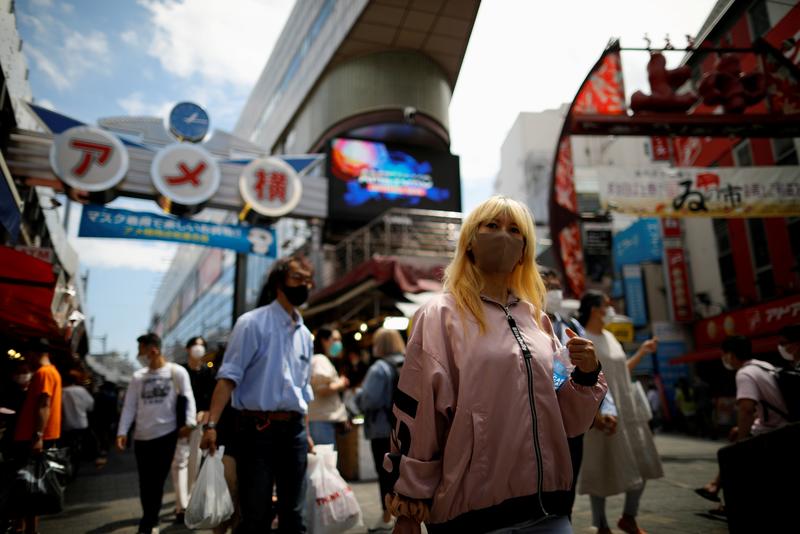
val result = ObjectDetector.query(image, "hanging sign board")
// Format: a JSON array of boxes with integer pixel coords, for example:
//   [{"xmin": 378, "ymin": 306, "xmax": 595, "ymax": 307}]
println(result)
[
  {"xmin": 151, "ymin": 143, "xmax": 221, "ymax": 206},
  {"xmin": 50, "ymin": 126, "xmax": 129, "ymax": 192},
  {"xmin": 598, "ymin": 166, "xmax": 800, "ymax": 217},
  {"xmin": 78, "ymin": 205, "xmax": 277, "ymax": 257},
  {"xmin": 239, "ymin": 157, "xmax": 302, "ymax": 217}
]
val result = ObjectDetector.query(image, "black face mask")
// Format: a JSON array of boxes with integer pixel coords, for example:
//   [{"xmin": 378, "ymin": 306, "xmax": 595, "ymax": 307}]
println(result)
[{"xmin": 281, "ymin": 282, "xmax": 309, "ymax": 306}]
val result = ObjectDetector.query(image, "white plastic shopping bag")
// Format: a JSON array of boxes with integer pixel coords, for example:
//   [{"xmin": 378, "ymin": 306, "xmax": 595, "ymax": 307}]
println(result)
[
  {"xmin": 306, "ymin": 445, "xmax": 363, "ymax": 533},
  {"xmin": 184, "ymin": 446, "xmax": 234, "ymax": 529}
]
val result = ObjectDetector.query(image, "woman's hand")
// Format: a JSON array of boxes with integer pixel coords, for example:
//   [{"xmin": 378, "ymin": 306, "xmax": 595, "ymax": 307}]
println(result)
[
  {"xmin": 594, "ymin": 412, "xmax": 618, "ymax": 435},
  {"xmin": 565, "ymin": 328, "xmax": 599, "ymax": 373}
]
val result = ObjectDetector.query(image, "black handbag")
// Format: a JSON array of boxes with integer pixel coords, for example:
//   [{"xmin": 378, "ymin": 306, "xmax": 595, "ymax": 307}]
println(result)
[
  {"xmin": 171, "ymin": 364, "xmax": 188, "ymax": 429},
  {"xmin": 14, "ymin": 454, "xmax": 64, "ymax": 516}
]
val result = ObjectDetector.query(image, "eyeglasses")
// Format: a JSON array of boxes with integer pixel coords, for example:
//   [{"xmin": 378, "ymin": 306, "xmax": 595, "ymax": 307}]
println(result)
[{"xmin": 287, "ymin": 272, "xmax": 313, "ymax": 285}]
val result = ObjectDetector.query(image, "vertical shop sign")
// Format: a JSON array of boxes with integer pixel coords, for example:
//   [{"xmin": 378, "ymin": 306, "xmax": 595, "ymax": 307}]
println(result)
[
  {"xmin": 622, "ymin": 264, "xmax": 648, "ymax": 326},
  {"xmin": 665, "ymin": 247, "xmax": 693, "ymax": 322}
]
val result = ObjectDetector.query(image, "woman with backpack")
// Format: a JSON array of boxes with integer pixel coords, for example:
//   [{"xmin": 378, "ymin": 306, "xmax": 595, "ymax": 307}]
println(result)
[
  {"xmin": 355, "ymin": 328, "xmax": 406, "ymax": 533},
  {"xmin": 384, "ymin": 196, "xmax": 607, "ymax": 533}
]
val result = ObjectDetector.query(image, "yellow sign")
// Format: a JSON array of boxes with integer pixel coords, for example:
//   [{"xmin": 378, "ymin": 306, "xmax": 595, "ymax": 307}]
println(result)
[{"xmin": 605, "ymin": 322, "xmax": 634, "ymax": 343}]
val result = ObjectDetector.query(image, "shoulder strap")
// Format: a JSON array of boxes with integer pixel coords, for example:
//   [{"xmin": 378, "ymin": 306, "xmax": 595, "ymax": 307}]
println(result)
[{"xmin": 747, "ymin": 361, "xmax": 790, "ymax": 422}]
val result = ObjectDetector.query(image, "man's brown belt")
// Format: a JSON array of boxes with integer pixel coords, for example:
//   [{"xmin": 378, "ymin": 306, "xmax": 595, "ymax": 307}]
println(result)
[{"xmin": 241, "ymin": 410, "xmax": 302, "ymax": 421}]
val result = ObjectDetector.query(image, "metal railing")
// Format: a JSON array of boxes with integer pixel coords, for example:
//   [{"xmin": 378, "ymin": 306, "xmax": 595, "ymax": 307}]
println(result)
[{"xmin": 321, "ymin": 208, "xmax": 462, "ymax": 287}]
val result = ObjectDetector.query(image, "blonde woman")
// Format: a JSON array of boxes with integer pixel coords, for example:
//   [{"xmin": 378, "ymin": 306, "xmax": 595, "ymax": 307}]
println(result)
[
  {"xmin": 355, "ymin": 328, "xmax": 407, "ymax": 532},
  {"xmin": 384, "ymin": 196, "xmax": 608, "ymax": 534}
]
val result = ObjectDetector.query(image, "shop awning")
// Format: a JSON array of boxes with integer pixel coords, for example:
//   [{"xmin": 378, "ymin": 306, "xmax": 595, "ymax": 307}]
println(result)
[
  {"xmin": 0, "ymin": 246, "xmax": 61, "ymax": 340},
  {"xmin": 669, "ymin": 335, "xmax": 782, "ymax": 364},
  {"xmin": 304, "ymin": 256, "xmax": 444, "ymax": 319}
]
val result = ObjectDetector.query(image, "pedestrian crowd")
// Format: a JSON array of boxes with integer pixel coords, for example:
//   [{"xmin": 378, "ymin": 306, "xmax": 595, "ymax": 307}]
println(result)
[{"xmin": 2, "ymin": 195, "xmax": 798, "ymax": 534}]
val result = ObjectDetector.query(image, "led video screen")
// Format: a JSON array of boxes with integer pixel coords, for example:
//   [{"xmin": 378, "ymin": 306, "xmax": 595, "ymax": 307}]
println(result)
[{"xmin": 328, "ymin": 138, "xmax": 461, "ymax": 221}]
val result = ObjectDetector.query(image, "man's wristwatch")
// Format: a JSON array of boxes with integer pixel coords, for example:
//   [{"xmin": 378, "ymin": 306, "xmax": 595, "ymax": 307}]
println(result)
[{"xmin": 203, "ymin": 421, "xmax": 217, "ymax": 431}]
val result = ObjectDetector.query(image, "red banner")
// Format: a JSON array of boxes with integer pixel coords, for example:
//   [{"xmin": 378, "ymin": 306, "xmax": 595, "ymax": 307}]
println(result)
[
  {"xmin": 573, "ymin": 51, "xmax": 626, "ymax": 115},
  {"xmin": 694, "ymin": 294, "xmax": 800, "ymax": 349},
  {"xmin": 650, "ymin": 136, "xmax": 671, "ymax": 161},
  {"xmin": 665, "ymin": 247, "xmax": 693, "ymax": 322}
]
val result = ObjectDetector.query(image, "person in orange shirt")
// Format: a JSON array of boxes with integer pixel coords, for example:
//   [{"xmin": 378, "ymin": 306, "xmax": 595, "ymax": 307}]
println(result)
[{"xmin": 13, "ymin": 338, "xmax": 62, "ymax": 534}]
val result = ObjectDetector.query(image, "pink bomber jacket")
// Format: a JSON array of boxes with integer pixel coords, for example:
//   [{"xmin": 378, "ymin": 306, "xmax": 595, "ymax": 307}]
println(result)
[{"xmin": 384, "ymin": 293, "xmax": 607, "ymax": 532}]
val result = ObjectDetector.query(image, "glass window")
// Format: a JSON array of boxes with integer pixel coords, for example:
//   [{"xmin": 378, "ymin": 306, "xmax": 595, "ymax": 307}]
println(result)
[
  {"xmin": 748, "ymin": 1, "xmax": 771, "ymax": 38},
  {"xmin": 773, "ymin": 138, "xmax": 799, "ymax": 166},
  {"xmin": 713, "ymin": 219, "xmax": 738, "ymax": 309},
  {"xmin": 734, "ymin": 141, "xmax": 752, "ymax": 166}
]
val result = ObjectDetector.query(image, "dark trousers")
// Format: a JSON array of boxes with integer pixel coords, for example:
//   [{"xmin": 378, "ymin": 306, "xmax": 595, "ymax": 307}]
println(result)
[
  {"xmin": 235, "ymin": 416, "xmax": 308, "ymax": 534},
  {"xmin": 566, "ymin": 434, "xmax": 584, "ymax": 520},
  {"xmin": 134, "ymin": 431, "xmax": 178, "ymax": 532},
  {"xmin": 370, "ymin": 437, "xmax": 392, "ymax": 510}
]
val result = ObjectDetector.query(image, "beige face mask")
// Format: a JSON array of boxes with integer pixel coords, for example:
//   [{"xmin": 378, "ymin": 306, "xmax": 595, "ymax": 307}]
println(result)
[{"xmin": 471, "ymin": 232, "xmax": 524, "ymax": 274}]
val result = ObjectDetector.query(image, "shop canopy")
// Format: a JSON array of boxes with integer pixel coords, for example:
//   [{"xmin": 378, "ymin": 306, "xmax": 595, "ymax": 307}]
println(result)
[
  {"xmin": 304, "ymin": 256, "xmax": 444, "ymax": 321},
  {"xmin": 0, "ymin": 245, "xmax": 61, "ymax": 340},
  {"xmin": 669, "ymin": 335, "xmax": 782, "ymax": 364}
]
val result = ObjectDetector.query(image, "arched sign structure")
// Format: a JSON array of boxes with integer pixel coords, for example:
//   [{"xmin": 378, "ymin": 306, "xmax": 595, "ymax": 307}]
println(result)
[{"xmin": 550, "ymin": 38, "xmax": 800, "ymax": 297}]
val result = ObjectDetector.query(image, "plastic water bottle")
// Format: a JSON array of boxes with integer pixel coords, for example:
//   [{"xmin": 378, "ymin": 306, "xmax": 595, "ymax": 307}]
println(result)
[
  {"xmin": 552, "ymin": 347, "xmax": 574, "ymax": 390},
  {"xmin": 600, "ymin": 391, "xmax": 618, "ymax": 417}
]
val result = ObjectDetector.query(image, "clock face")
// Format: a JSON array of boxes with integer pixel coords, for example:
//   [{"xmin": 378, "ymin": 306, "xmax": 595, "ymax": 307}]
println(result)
[{"xmin": 169, "ymin": 102, "xmax": 210, "ymax": 143}]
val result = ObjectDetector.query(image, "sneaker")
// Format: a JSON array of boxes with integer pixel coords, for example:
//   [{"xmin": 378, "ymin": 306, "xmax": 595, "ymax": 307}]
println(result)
[{"xmin": 368, "ymin": 518, "xmax": 395, "ymax": 532}]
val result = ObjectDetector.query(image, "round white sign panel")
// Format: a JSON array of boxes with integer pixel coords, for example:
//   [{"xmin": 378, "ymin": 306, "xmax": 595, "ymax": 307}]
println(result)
[
  {"xmin": 239, "ymin": 157, "xmax": 302, "ymax": 217},
  {"xmin": 151, "ymin": 143, "xmax": 221, "ymax": 205},
  {"xmin": 49, "ymin": 126, "xmax": 129, "ymax": 192}
]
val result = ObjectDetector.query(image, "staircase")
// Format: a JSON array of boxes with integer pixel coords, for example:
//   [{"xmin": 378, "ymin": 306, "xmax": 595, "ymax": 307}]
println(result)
[{"xmin": 321, "ymin": 208, "xmax": 462, "ymax": 287}]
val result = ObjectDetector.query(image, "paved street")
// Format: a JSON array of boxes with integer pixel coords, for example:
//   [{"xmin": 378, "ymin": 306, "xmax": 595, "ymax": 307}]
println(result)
[{"xmin": 40, "ymin": 433, "xmax": 728, "ymax": 534}]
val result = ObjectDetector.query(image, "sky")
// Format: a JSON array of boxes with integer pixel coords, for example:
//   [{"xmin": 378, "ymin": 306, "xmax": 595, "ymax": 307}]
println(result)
[{"xmin": 16, "ymin": 0, "xmax": 716, "ymax": 358}]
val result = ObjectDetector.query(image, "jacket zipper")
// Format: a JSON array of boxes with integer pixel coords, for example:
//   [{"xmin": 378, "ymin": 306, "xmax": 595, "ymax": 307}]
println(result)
[{"xmin": 500, "ymin": 303, "xmax": 548, "ymax": 517}]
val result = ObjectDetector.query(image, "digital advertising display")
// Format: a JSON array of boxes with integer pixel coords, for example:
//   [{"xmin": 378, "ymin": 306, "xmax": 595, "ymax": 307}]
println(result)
[{"xmin": 328, "ymin": 138, "xmax": 461, "ymax": 221}]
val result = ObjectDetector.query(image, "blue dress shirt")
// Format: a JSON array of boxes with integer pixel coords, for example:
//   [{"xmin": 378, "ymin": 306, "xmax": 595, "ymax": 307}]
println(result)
[{"xmin": 217, "ymin": 300, "xmax": 314, "ymax": 413}]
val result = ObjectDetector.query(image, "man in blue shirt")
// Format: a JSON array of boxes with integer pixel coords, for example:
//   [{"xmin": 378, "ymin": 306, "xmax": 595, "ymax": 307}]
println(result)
[{"xmin": 201, "ymin": 255, "xmax": 315, "ymax": 533}]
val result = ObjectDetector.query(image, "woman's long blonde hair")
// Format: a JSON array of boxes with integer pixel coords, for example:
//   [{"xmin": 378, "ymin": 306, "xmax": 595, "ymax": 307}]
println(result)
[{"xmin": 443, "ymin": 196, "xmax": 546, "ymax": 333}]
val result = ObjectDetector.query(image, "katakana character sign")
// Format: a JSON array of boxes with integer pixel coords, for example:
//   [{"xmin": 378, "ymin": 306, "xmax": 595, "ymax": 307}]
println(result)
[
  {"xmin": 50, "ymin": 126, "xmax": 128, "ymax": 192},
  {"xmin": 151, "ymin": 143, "xmax": 221, "ymax": 206},
  {"xmin": 239, "ymin": 157, "xmax": 302, "ymax": 217}
]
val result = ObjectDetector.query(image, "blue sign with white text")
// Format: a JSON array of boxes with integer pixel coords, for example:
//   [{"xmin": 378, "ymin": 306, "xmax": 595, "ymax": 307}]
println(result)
[
  {"xmin": 622, "ymin": 264, "xmax": 648, "ymax": 327},
  {"xmin": 79, "ymin": 205, "xmax": 277, "ymax": 257},
  {"xmin": 613, "ymin": 218, "xmax": 662, "ymax": 269}
]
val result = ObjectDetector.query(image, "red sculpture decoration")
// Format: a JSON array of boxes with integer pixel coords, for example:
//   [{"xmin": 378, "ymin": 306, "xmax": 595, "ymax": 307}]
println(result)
[
  {"xmin": 630, "ymin": 53, "xmax": 696, "ymax": 113},
  {"xmin": 698, "ymin": 54, "xmax": 767, "ymax": 113}
]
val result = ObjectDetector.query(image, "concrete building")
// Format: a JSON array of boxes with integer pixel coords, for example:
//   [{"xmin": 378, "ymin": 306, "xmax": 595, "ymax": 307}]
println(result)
[
  {"xmin": 1, "ymin": 0, "xmax": 89, "ymax": 355},
  {"xmin": 151, "ymin": 0, "xmax": 482, "ymax": 355}
]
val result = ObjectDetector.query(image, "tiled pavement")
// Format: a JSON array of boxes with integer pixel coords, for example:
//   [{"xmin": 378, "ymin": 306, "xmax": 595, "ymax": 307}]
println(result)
[{"xmin": 40, "ymin": 433, "xmax": 728, "ymax": 533}]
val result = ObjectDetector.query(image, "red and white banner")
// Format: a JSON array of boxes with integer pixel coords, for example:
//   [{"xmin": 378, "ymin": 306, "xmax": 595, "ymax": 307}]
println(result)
[
  {"xmin": 598, "ymin": 166, "xmax": 800, "ymax": 217},
  {"xmin": 694, "ymin": 294, "xmax": 800, "ymax": 349}
]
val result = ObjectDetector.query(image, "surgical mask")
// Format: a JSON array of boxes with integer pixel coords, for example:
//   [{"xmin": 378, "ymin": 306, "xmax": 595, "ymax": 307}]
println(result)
[
  {"xmin": 545, "ymin": 290, "xmax": 563, "ymax": 314},
  {"xmin": 471, "ymin": 232, "xmax": 524, "ymax": 274},
  {"xmin": 329, "ymin": 341, "xmax": 343, "ymax": 358},
  {"xmin": 189, "ymin": 344, "xmax": 206, "ymax": 360},
  {"xmin": 138, "ymin": 354, "xmax": 149, "ymax": 368},
  {"xmin": 13, "ymin": 373, "xmax": 32, "ymax": 386},
  {"xmin": 778, "ymin": 344, "xmax": 795, "ymax": 362},
  {"xmin": 721, "ymin": 354, "xmax": 736, "ymax": 371},
  {"xmin": 604, "ymin": 306, "xmax": 616, "ymax": 324},
  {"xmin": 281, "ymin": 282, "xmax": 309, "ymax": 307}
]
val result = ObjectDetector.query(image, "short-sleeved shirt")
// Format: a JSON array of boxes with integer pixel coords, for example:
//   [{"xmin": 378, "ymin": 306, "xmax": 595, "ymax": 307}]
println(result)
[
  {"xmin": 735, "ymin": 359, "xmax": 789, "ymax": 435},
  {"xmin": 62, "ymin": 384, "xmax": 95, "ymax": 431},
  {"xmin": 217, "ymin": 300, "xmax": 314, "ymax": 413},
  {"xmin": 15, "ymin": 364, "xmax": 62, "ymax": 441},
  {"xmin": 308, "ymin": 354, "xmax": 347, "ymax": 423}
]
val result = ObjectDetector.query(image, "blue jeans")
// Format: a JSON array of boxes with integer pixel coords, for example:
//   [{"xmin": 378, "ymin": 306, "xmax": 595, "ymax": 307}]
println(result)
[
  {"xmin": 235, "ymin": 416, "xmax": 308, "ymax": 534},
  {"xmin": 308, "ymin": 421, "xmax": 337, "ymax": 449}
]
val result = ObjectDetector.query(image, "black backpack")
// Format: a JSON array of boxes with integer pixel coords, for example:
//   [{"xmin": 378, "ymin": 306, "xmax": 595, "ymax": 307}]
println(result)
[
  {"xmin": 752, "ymin": 362, "xmax": 800, "ymax": 423},
  {"xmin": 383, "ymin": 355, "xmax": 404, "ymax": 424}
]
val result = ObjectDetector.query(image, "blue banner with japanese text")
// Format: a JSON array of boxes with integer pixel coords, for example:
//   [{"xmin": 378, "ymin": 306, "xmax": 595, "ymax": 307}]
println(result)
[{"xmin": 78, "ymin": 205, "xmax": 277, "ymax": 257}]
